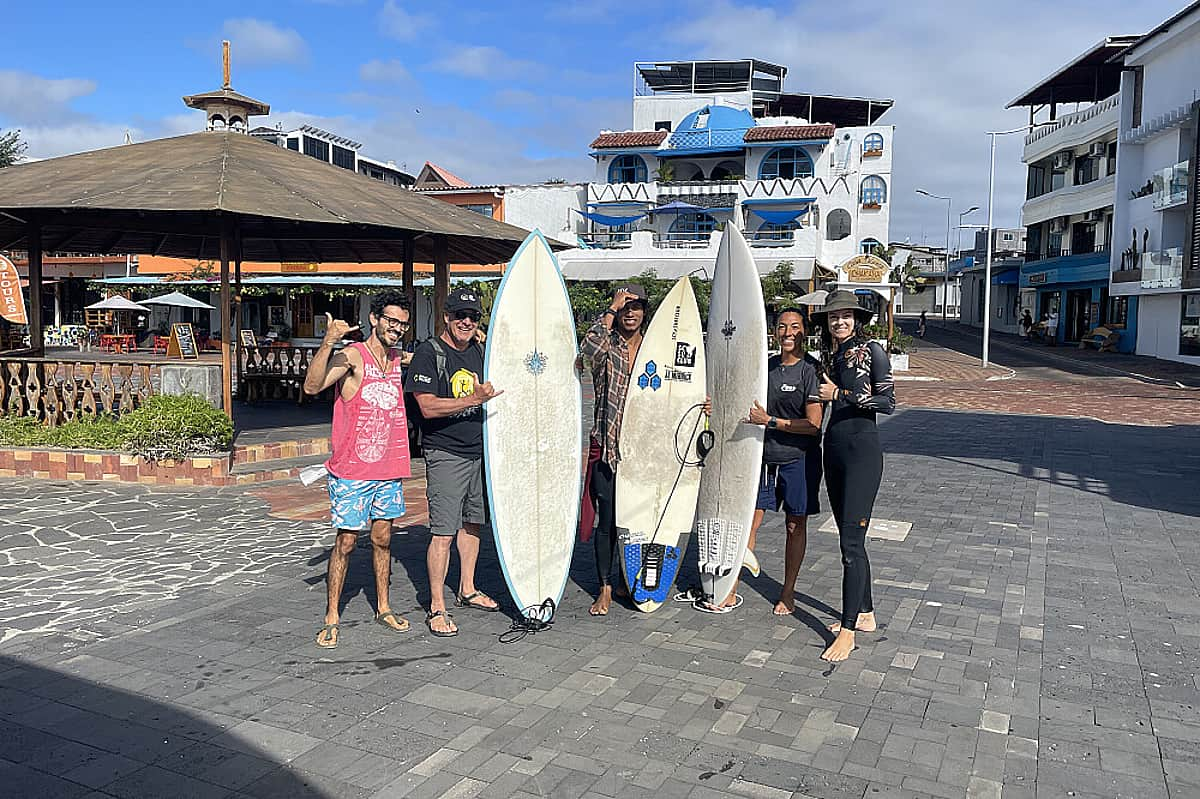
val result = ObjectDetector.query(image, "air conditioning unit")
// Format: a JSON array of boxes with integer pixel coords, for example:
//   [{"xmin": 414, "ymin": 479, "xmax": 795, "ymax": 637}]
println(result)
[
  {"xmin": 1083, "ymin": 209, "xmax": 1105, "ymax": 223},
  {"xmin": 1048, "ymin": 217, "xmax": 1069, "ymax": 234},
  {"xmin": 1052, "ymin": 151, "xmax": 1074, "ymax": 169},
  {"xmin": 1088, "ymin": 142, "xmax": 1107, "ymax": 157}
]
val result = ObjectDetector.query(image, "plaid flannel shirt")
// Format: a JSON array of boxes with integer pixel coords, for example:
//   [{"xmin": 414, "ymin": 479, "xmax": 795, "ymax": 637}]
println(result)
[{"xmin": 580, "ymin": 313, "xmax": 633, "ymax": 468}]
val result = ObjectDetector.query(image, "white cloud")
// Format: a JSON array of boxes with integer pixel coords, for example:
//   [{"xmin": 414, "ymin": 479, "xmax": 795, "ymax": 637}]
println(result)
[
  {"xmin": 378, "ymin": 0, "xmax": 434, "ymax": 42},
  {"xmin": 430, "ymin": 46, "xmax": 537, "ymax": 81},
  {"xmin": 0, "ymin": 71, "xmax": 96, "ymax": 125},
  {"xmin": 667, "ymin": 0, "xmax": 1183, "ymax": 244},
  {"xmin": 221, "ymin": 18, "xmax": 309, "ymax": 67},
  {"xmin": 359, "ymin": 58, "xmax": 413, "ymax": 84}
]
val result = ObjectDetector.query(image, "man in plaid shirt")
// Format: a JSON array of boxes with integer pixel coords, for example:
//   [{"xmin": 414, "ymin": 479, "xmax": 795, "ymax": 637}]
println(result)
[{"xmin": 580, "ymin": 282, "xmax": 646, "ymax": 617}]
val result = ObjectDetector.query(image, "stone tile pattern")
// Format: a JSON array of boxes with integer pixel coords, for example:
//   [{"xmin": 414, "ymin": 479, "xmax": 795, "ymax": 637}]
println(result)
[{"xmin": 1, "ymin": 408, "xmax": 1198, "ymax": 797}]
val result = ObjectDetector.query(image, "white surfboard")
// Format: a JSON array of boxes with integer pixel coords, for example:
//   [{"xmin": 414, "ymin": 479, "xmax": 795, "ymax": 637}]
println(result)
[
  {"xmin": 696, "ymin": 226, "xmax": 768, "ymax": 606},
  {"xmin": 483, "ymin": 230, "xmax": 582, "ymax": 618},
  {"xmin": 615, "ymin": 277, "xmax": 707, "ymax": 612}
]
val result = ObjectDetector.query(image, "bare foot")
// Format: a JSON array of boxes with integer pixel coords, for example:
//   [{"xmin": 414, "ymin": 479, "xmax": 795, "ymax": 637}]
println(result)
[
  {"xmin": 772, "ymin": 598, "xmax": 794, "ymax": 616},
  {"xmin": 827, "ymin": 612, "xmax": 877, "ymax": 634},
  {"xmin": 590, "ymin": 585, "xmax": 612, "ymax": 617},
  {"xmin": 820, "ymin": 629, "xmax": 856, "ymax": 662}
]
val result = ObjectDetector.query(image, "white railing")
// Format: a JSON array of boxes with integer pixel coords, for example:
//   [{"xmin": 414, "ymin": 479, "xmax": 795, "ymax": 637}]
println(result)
[
  {"xmin": 653, "ymin": 232, "xmax": 714, "ymax": 249},
  {"xmin": 1025, "ymin": 94, "xmax": 1120, "ymax": 145},
  {"xmin": 577, "ymin": 232, "xmax": 635, "ymax": 250},
  {"xmin": 1140, "ymin": 248, "xmax": 1183, "ymax": 289},
  {"xmin": 1152, "ymin": 161, "xmax": 1190, "ymax": 210},
  {"xmin": 746, "ymin": 231, "xmax": 796, "ymax": 247}
]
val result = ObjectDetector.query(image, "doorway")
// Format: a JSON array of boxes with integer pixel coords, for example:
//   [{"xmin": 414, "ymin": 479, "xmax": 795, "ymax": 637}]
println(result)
[{"xmin": 1065, "ymin": 289, "xmax": 1091, "ymax": 342}]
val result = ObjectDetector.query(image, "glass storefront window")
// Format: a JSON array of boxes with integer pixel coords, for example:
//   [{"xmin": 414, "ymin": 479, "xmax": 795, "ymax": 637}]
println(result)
[
  {"xmin": 1182, "ymin": 294, "xmax": 1200, "ymax": 357},
  {"xmin": 1107, "ymin": 295, "xmax": 1128, "ymax": 328}
]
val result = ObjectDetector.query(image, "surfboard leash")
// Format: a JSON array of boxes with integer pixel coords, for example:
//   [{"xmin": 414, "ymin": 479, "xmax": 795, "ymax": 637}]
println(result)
[{"xmin": 499, "ymin": 598, "xmax": 556, "ymax": 644}]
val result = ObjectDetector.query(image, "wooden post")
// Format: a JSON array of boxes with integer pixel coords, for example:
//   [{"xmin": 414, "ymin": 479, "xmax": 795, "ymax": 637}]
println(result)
[
  {"xmin": 219, "ymin": 223, "xmax": 233, "ymax": 417},
  {"xmin": 433, "ymin": 234, "xmax": 449, "ymax": 336},
  {"xmin": 27, "ymin": 221, "xmax": 44, "ymax": 355},
  {"xmin": 402, "ymin": 232, "xmax": 415, "ymax": 308},
  {"xmin": 888, "ymin": 288, "xmax": 895, "ymax": 340},
  {"xmin": 234, "ymin": 230, "xmax": 243, "ymax": 400}
]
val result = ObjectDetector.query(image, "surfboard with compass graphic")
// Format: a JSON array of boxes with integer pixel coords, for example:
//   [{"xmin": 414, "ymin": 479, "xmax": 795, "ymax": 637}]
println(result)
[
  {"xmin": 616, "ymin": 276, "xmax": 707, "ymax": 612},
  {"xmin": 483, "ymin": 230, "xmax": 581, "ymax": 618}
]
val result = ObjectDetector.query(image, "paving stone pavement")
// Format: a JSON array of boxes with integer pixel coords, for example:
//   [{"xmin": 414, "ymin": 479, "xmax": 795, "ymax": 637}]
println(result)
[{"xmin": 2, "ymin": 403, "xmax": 1200, "ymax": 797}]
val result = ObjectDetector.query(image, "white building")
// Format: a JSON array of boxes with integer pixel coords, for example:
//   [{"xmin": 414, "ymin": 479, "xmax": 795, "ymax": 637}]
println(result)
[
  {"xmin": 1110, "ymin": 2, "xmax": 1200, "ymax": 363},
  {"xmin": 1008, "ymin": 37, "xmax": 1135, "ymax": 347},
  {"xmin": 557, "ymin": 60, "xmax": 894, "ymax": 283},
  {"xmin": 249, "ymin": 125, "xmax": 415, "ymax": 188}
]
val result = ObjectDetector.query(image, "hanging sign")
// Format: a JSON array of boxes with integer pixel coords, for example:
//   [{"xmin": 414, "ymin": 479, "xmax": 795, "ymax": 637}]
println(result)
[
  {"xmin": 0, "ymin": 254, "xmax": 28, "ymax": 324},
  {"xmin": 167, "ymin": 322, "xmax": 199, "ymax": 359},
  {"xmin": 841, "ymin": 254, "xmax": 890, "ymax": 284}
]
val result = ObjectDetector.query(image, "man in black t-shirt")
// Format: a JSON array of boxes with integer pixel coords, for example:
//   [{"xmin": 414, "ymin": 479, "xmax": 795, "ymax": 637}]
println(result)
[{"xmin": 405, "ymin": 287, "xmax": 503, "ymax": 637}]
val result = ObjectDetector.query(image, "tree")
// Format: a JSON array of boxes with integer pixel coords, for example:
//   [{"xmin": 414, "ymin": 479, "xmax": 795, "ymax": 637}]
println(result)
[
  {"xmin": 889, "ymin": 253, "xmax": 920, "ymax": 294},
  {"xmin": 0, "ymin": 130, "xmax": 28, "ymax": 168}
]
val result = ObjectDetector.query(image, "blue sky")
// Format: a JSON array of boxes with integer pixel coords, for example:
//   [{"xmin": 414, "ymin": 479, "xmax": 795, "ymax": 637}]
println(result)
[{"xmin": 1, "ymin": 0, "xmax": 1188, "ymax": 244}]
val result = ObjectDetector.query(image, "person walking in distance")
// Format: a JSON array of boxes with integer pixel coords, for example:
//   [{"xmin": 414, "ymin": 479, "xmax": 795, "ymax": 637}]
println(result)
[
  {"xmin": 405, "ymin": 287, "xmax": 503, "ymax": 637},
  {"xmin": 917, "ymin": 310, "xmax": 927, "ymax": 339},
  {"xmin": 303, "ymin": 291, "xmax": 414, "ymax": 649},
  {"xmin": 579, "ymin": 283, "xmax": 647, "ymax": 616},
  {"xmin": 811, "ymin": 291, "xmax": 895, "ymax": 663}
]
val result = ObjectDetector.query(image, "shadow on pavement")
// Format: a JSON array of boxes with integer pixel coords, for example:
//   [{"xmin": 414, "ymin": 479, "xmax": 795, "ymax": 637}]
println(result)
[{"xmin": 0, "ymin": 655, "xmax": 333, "ymax": 798}]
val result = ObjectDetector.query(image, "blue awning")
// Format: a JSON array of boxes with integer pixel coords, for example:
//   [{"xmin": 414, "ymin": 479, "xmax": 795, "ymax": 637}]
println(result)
[
  {"xmin": 992, "ymin": 270, "xmax": 1020, "ymax": 285},
  {"xmin": 751, "ymin": 207, "xmax": 810, "ymax": 225},
  {"xmin": 577, "ymin": 208, "xmax": 647, "ymax": 227},
  {"xmin": 651, "ymin": 200, "xmax": 705, "ymax": 214}
]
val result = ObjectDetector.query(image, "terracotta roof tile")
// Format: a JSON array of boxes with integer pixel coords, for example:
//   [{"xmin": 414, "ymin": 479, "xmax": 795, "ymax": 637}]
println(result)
[
  {"xmin": 590, "ymin": 131, "xmax": 669, "ymax": 149},
  {"xmin": 743, "ymin": 124, "xmax": 836, "ymax": 142}
]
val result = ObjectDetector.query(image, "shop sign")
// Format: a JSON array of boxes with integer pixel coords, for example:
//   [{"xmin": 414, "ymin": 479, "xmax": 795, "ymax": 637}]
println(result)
[
  {"xmin": 0, "ymin": 254, "xmax": 28, "ymax": 324},
  {"xmin": 841, "ymin": 254, "xmax": 890, "ymax": 284},
  {"xmin": 1027, "ymin": 272, "xmax": 1048, "ymax": 285},
  {"xmin": 281, "ymin": 262, "xmax": 320, "ymax": 273}
]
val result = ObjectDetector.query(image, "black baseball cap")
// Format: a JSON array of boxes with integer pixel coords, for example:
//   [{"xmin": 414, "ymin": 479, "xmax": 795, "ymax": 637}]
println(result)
[
  {"xmin": 611, "ymin": 282, "xmax": 648, "ymax": 303},
  {"xmin": 444, "ymin": 286, "xmax": 483, "ymax": 314}
]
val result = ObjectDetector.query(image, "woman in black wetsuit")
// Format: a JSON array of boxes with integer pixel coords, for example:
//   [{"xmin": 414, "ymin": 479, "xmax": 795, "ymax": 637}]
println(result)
[{"xmin": 810, "ymin": 291, "xmax": 895, "ymax": 662}]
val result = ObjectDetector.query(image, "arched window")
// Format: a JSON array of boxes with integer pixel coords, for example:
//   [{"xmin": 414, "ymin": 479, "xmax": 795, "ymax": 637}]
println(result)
[
  {"xmin": 676, "ymin": 163, "xmax": 704, "ymax": 181},
  {"xmin": 229, "ymin": 116, "xmax": 246, "ymax": 132},
  {"xmin": 209, "ymin": 114, "xmax": 226, "ymax": 131},
  {"xmin": 608, "ymin": 155, "xmax": 647, "ymax": 184},
  {"xmin": 669, "ymin": 212, "xmax": 717, "ymax": 241},
  {"xmin": 826, "ymin": 209, "xmax": 852, "ymax": 241},
  {"xmin": 860, "ymin": 175, "xmax": 887, "ymax": 206},
  {"xmin": 860, "ymin": 237, "xmax": 883, "ymax": 254},
  {"xmin": 759, "ymin": 147, "xmax": 814, "ymax": 180},
  {"xmin": 862, "ymin": 133, "xmax": 884, "ymax": 156}
]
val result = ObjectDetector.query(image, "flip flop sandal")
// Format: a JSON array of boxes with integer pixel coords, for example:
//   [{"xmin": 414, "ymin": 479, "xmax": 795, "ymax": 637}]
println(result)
[
  {"xmin": 455, "ymin": 591, "xmax": 500, "ymax": 612},
  {"xmin": 315, "ymin": 623, "xmax": 339, "ymax": 649},
  {"xmin": 375, "ymin": 611, "xmax": 410, "ymax": 633},
  {"xmin": 673, "ymin": 586, "xmax": 706, "ymax": 603},
  {"xmin": 692, "ymin": 594, "xmax": 744, "ymax": 614},
  {"xmin": 425, "ymin": 610, "xmax": 458, "ymax": 637}
]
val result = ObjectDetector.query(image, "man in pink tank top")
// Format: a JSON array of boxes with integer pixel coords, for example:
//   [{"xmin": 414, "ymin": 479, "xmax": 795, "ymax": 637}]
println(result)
[{"xmin": 303, "ymin": 291, "xmax": 413, "ymax": 649}]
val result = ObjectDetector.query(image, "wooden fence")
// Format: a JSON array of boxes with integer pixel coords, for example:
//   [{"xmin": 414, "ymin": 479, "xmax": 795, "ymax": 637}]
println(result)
[{"xmin": 0, "ymin": 357, "xmax": 159, "ymax": 425}]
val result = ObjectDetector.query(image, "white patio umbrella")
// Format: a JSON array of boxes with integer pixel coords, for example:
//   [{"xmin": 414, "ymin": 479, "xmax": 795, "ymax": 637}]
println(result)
[
  {"xmin": 140, "ymin": 291, "xmax": 215, "ymax": 310},
  {"xmin": 86, "ymin": 296, "xmax": 149, "ymax": 334},
  {"xmin": 796, "ymin": 289, "xmax": 829, "ymax": 306}
]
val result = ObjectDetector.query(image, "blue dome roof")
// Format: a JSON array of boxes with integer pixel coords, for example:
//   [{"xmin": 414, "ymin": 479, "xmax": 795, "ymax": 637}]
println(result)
[{"xmin": 677, "ymin": 104, "xmax": 756, "ymax": 133}]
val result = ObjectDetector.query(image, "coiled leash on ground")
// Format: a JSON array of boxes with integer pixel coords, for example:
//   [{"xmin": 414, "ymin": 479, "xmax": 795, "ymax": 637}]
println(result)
[{"xmin": 499, "ymin": 597, "xmax": 556, "ymax": 644}]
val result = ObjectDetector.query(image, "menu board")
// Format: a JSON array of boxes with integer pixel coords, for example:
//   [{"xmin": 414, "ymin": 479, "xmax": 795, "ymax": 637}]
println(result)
[
  {"xmin": 167, "ymin": 322, "xmax": 198, "ymax": 360},
  {"xmin": 239, "ymin": 329, "xmax": 258, "ymax": 348}
]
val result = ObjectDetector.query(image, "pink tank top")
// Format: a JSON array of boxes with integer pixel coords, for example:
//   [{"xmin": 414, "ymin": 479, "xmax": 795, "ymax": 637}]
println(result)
[{"xmin": 326, "ymin": 342, "xmax": 412, "ymax": 480}]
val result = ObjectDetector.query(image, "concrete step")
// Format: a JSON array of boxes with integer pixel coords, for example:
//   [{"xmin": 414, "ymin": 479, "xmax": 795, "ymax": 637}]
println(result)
[{"xmin": 228, "ymin": 452, "xmax": 328, "ymax": 484}]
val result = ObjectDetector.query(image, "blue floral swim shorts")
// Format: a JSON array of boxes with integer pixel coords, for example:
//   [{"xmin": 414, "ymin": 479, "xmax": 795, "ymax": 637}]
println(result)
[{"xmin": 327, "ymin": 475, "xmax": 405, "ymax": 531}]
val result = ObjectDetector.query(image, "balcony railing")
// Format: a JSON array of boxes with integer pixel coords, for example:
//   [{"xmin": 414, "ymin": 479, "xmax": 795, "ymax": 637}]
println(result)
[
  {"xmin": 746, "ymin": 231, "xmax": 797, "ymax": 247},
  {"xmin": 577, "ymin": 231, "xmax": 635, "ymax": 250},
  {"xmin": 1025, "ymin": 94, "xmax": 1119, "ymax": 145},
  {"xmin": 666, "ymin": 128, "xmax": 747, "ymax": 151},
  {"xmin": 653, "ymin": 232, "xmax": 714, "ymax": 249},
  {"xmin": 1140, "ymin": 248, "xmax": 1183, "ymax": 289},
  {"xmin": 1151, "ymin": 160, "xmax": 1190, "ymax": 210}
]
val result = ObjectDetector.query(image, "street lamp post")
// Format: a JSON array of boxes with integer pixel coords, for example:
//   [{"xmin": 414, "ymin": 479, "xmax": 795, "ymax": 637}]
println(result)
[
  {"xmin": 915, "ymin": 189, "xmax": 952, "ymax": 325},
  {"xmin": 981, "ymin": 123, "xmax": 1054, "ymax": 367},
  {"xmin": 957, "ymin": 206, "xmax": 979, "ymax": 259}
]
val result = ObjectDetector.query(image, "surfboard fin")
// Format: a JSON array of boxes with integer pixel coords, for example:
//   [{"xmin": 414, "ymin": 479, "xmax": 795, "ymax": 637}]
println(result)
[{"xmin": 742, "ymin": 550, "xmax": 760, "ymax": 577}]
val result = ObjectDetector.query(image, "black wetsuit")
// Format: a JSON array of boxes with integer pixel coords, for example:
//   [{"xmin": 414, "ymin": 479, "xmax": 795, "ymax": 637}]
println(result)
[{"xmin": 823, "ymin": 338, "xmax": 895, "ymax": 630}]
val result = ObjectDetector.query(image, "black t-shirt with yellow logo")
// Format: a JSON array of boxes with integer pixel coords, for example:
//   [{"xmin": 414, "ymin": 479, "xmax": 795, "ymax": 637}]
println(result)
[{"xmin": 404, "ymin": 338, "xmax": 484, "ymax": 458}]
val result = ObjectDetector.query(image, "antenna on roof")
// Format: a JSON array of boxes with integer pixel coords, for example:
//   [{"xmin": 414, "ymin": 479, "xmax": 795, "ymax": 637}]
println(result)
[{"xmin": 222, "ymin": 40, "xmax": 231, "ymax": 89}]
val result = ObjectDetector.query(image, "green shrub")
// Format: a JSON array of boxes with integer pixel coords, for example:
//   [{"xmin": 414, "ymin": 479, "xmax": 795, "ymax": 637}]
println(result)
[{"xmin": 0, "ymin": 393, "xmax": 232, "ymax": 460}]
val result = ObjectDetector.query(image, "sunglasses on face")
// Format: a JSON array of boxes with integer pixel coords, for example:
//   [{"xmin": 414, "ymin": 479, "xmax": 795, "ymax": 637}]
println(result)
[
  {"xmin": 378, "ymin": 314, "xmax": 410, "ymax": 329},
  {"xmin": 452, "ymin": 310, "xmax": 481, "ymax": 323}
]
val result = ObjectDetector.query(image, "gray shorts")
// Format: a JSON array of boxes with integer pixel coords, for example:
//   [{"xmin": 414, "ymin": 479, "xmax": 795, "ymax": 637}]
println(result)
[{"xmin": 424, "ymin": 448, "xmax": 487, "ymax": 535}]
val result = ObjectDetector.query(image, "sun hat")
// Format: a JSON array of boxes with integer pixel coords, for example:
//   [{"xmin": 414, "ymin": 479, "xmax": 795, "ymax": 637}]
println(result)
[{"xmin": 809, "ymin": 290, "xmax": 874, "ymax": 325}]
